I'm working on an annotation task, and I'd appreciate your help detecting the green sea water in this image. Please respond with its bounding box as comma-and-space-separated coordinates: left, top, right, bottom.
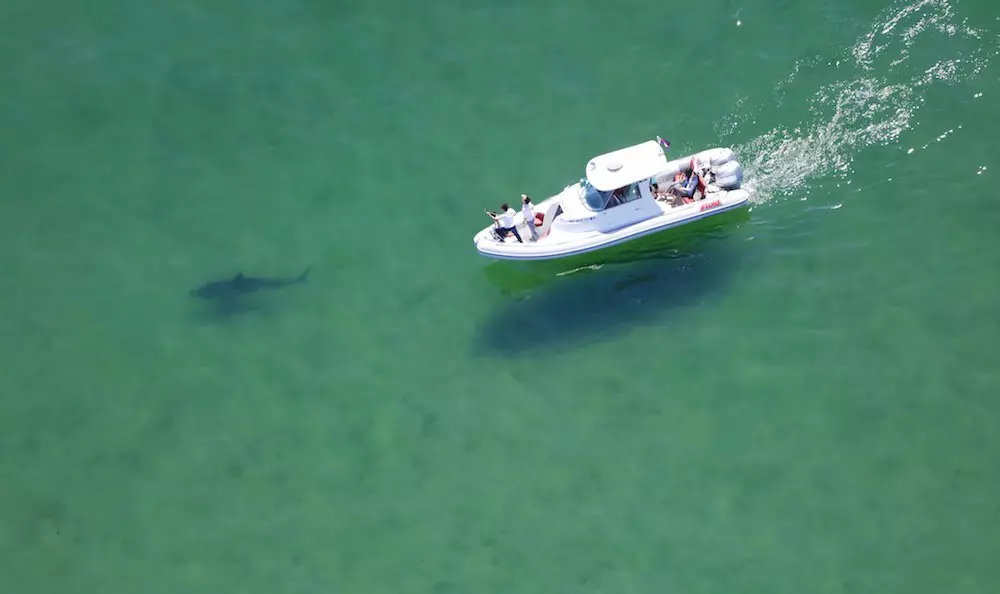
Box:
2, 0, 998, 592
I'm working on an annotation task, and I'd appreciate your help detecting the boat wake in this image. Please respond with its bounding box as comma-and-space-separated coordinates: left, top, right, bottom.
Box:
718, 0, 999, 205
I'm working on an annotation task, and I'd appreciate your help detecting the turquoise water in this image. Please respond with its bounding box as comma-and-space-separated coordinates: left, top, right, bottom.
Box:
2, 0, 998, 592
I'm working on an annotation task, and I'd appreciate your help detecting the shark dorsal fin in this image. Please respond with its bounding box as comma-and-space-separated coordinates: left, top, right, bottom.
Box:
234, 272, 244, 282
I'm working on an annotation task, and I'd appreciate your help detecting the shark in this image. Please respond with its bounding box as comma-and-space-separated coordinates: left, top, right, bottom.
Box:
191, 267, 311, 302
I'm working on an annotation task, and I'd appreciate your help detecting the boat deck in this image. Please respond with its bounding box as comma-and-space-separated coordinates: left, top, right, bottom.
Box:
491, 196, 692, 246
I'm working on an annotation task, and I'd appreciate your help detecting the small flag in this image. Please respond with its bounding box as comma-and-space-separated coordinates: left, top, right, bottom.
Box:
657, 136, 670, 151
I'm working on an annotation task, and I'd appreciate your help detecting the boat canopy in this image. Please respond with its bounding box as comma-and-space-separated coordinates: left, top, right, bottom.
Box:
584, 140, 669, 191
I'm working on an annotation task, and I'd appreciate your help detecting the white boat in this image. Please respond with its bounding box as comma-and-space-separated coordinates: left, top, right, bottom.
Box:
473, 138, 751, 261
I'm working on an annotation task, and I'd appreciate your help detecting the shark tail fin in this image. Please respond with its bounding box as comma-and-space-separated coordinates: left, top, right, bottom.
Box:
298, 267, 311, 282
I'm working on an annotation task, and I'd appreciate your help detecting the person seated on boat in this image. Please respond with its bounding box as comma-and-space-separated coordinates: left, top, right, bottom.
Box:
654, 171, 687, 203
664, 170, 694, 203
668, 160, 704, 203
486, 203, 523, 243
607, 187, 626, 207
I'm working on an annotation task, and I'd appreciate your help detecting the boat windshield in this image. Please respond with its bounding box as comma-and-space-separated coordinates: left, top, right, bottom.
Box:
578, 180, 642, 212
579, 180, 612, 211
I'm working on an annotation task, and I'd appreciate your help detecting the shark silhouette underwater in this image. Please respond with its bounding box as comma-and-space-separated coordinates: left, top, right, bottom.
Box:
191, 267, 311, 312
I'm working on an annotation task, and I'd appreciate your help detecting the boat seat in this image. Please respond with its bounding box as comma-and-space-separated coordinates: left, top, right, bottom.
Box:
652, 170, 682, 186
537, 203, 562, 238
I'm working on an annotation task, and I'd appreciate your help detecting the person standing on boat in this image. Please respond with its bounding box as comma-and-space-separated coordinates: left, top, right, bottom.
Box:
486, 203, 523, 243
520, 194, 538, 241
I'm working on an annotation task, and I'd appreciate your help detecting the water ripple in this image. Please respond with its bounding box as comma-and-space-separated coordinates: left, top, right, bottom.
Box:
720, 0, 999, 205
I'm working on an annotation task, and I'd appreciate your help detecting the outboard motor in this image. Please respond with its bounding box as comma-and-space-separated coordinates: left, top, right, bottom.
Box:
712, 159, 743, 190
705, 147, 736, 167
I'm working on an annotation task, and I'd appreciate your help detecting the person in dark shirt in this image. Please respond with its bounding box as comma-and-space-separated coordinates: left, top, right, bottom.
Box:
668, 159, 705, 204
668, 170, 698, 203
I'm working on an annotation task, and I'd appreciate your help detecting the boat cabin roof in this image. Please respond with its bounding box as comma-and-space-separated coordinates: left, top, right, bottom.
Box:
584, 140, 669, 191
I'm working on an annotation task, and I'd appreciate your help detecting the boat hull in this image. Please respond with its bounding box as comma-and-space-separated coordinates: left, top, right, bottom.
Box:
474, 191, 751, 262
480, 205, 750, 294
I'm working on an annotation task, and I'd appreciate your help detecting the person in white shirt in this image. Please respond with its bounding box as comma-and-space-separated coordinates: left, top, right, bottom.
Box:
485, 202, 523, 243
520, 194, 538, 241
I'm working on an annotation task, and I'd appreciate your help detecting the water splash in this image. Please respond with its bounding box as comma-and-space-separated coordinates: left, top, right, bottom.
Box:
721, 0, 998, 205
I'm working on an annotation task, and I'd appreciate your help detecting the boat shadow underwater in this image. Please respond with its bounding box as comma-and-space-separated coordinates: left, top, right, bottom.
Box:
475, 214, 748, 356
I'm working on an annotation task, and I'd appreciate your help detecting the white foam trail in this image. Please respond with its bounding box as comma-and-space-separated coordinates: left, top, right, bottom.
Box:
720, 0, 998, 205
555, 263, 602, 277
